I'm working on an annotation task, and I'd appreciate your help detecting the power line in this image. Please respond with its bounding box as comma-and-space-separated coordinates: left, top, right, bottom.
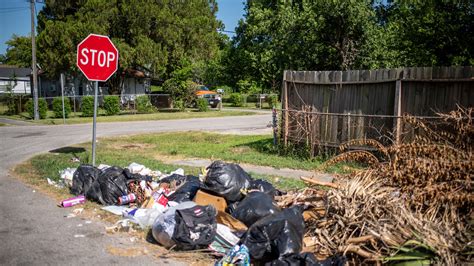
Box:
0, 9, 29, 14
218, 29, 236, 34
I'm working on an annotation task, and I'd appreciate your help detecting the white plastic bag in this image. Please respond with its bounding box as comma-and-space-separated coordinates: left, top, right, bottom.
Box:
151, 201, 196, 247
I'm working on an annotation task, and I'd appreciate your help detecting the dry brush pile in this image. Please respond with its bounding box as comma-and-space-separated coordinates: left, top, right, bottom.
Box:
284, 107, 473, 264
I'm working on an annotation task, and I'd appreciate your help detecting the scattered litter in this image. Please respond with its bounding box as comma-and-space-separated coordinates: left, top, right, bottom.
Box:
77, 224, 83, 227
130, 237, 137, 242
65, 213, 76, 218
169, 168, 184, 176
32, 190, 35, 193
85, 221, 92, 224
60, 195, 85, 208
105, 219, 134, 233
216, 245, 250, 266
209, 224, 240, 254
59, 168, 76, 187
98, 164, 111, 170
124, 207, 166, 229
70, 157, 80, 163
74, 234, 85, 238
47, 177, 66, 189
101, 205, 133, 216
73, 208, 84, 215
127, 162, 161, 178
106, 246, 149, 257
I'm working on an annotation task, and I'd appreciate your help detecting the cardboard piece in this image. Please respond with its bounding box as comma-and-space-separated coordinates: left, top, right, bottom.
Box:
217, 211, 247, 232
194, 189, 227, 212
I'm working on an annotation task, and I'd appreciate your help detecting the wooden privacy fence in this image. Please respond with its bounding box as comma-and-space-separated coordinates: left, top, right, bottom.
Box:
280, 66, 473, 151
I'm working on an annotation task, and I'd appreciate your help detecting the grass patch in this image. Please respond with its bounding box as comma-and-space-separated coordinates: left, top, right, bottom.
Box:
14, 132, 357, 199
101, 132, 357, 173
0, 122, 6, 126
1, 110, 256, 125
16, 140, 307, 192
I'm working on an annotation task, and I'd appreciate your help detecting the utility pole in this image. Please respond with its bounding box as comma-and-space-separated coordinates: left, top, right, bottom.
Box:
30, 0, 39, 120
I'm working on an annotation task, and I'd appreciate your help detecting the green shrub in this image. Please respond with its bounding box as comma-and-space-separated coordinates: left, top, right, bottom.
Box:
266, 94, 279, 108
229, 93, 246, 107
52, 97, 72, 118
4, 95, 28, 115
136, 95, 154, 113
196, 98, 208, 112
247, 94, 260, 103
103, 96, 120, 116
81, 96, 95, 117
174, 99, 185, 111
25, 98, 47, 119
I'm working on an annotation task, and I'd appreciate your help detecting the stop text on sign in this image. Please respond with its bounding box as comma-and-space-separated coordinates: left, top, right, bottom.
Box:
79, 49, 116, 68
76, 34, 119, 82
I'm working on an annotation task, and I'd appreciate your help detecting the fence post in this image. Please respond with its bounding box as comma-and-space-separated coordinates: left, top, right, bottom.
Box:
393, 80, 402, 145
347, 112, 351, 141
283, 71, 289, 146
272, 107, 277, 146
73, 96, 76, 115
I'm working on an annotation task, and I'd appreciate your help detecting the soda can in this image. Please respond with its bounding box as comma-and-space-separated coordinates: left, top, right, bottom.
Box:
118, 193, 137, 205
61, 195, 86, 208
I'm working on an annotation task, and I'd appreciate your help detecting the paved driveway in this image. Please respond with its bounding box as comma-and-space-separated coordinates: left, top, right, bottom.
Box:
0, 114, 270, 265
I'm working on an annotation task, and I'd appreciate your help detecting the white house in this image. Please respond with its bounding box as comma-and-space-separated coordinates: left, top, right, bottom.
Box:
0, 65, 32, 94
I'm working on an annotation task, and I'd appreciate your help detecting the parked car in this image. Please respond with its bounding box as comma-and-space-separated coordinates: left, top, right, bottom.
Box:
202, 93, 221, 108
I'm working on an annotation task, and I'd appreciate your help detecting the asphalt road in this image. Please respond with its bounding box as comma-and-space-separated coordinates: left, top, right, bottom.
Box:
0, 114, 271, 265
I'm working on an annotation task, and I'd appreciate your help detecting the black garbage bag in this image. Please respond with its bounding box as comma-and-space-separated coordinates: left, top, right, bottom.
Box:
85, 166, 128, 205
226, 201, 240, 215
204, 161, 252, 203
160, 174, 188, 186
172, 204, 217, 250
123, 168, 152, 182
70, 164, 101, 195
241, 206, 305, 262
266, 253, 347, 266
249, 179, 284, 198
232, 192, 281, 227
98, 166, 128, 205
167, 175, 202, 203
85, 179, 105, 205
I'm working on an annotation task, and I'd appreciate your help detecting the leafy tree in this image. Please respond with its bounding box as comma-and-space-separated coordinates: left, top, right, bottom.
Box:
36, 0, 223, 94
228, 0, 378, 92
226, 0, 473, 91
372, 1, 474, 67
2, 35, 32, 67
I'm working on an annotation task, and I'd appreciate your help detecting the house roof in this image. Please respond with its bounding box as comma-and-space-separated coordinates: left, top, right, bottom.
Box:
0, 65, 31, 78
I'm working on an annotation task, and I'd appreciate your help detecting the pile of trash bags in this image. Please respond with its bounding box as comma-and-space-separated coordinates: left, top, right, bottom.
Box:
64, 160, 344, 265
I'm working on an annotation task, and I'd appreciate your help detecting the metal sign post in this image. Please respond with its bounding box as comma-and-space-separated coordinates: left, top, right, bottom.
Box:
92, 81, 98, 166
76, 34, 119, 167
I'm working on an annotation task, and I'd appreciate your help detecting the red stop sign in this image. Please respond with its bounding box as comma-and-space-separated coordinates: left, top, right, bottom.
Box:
76, 34, 119, 81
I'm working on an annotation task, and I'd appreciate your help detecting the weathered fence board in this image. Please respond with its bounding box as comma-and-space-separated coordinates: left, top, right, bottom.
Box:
281, 66, 473, 151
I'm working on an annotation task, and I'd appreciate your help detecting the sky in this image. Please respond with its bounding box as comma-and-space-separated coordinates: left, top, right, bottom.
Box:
0, 0, 245, 56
